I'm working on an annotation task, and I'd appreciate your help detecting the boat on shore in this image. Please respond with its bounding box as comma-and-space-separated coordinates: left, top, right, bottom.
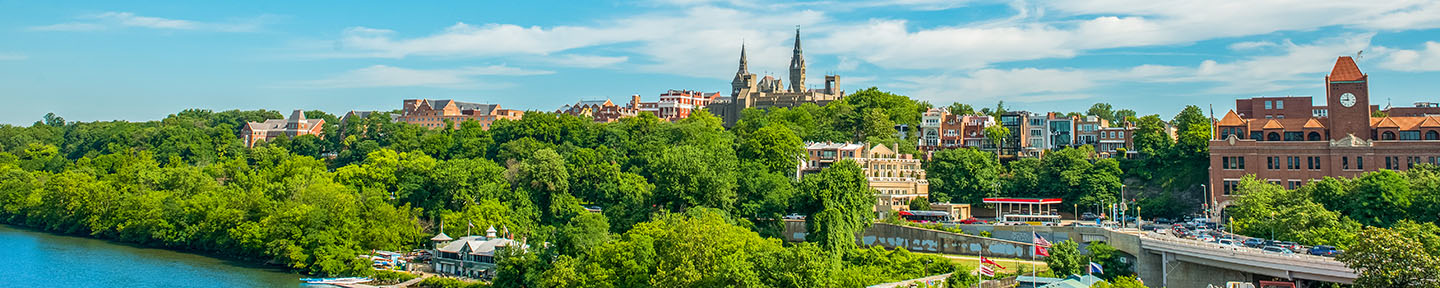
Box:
300, 277, 373, 285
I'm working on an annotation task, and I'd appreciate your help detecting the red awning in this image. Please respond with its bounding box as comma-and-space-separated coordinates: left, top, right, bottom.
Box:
982, 198, 1062, 204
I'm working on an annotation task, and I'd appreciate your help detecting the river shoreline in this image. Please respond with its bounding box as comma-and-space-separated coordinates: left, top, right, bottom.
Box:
0, 224, 304, 287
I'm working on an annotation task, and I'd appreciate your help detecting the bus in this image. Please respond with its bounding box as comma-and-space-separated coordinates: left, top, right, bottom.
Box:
897, 210, 952, 223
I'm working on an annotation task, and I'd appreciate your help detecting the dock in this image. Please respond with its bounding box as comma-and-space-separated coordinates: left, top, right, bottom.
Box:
330, 274, 432, 288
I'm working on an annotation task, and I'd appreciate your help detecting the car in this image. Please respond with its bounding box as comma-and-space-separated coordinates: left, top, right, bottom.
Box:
1277, 241, 1303, 252
1262, 246, 1295, 254
1217, 239, 1239, 247
1308, 245, 1343, 257
1243, 238, 1266, 248
1154, 218, 1171, 225
783, 213, 805, 220
1196, 234, 1216, 242
1080, 212, 1098, 220
958, 218, 988, 224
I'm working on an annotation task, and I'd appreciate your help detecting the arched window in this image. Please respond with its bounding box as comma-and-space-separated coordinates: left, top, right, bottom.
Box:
1308, 132, 1322, 141
1383, 131, 1397, 140
1267, 132, 1281, 141
1427, 130, 1439, 140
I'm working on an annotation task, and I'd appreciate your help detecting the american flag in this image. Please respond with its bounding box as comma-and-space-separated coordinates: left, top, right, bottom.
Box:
979, 265, 995, 277
1034, 232, 1052, 248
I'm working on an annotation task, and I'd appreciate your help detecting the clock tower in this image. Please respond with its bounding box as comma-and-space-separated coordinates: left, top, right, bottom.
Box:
1325, 56, 1371, 140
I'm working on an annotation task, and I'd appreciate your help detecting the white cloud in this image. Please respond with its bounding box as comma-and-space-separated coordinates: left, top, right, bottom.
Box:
539, 54, 630, 68
0, 53, 27, 61
894, 65, 1183, 104
280, 65, 553, 89
30, 11, 268, 32
1229, 41, 1277, 51
1378, 41, 1440, 72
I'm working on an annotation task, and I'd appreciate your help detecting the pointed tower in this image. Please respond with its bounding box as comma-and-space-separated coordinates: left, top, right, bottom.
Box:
789, 27, 807, 93
731, 44, 750, 97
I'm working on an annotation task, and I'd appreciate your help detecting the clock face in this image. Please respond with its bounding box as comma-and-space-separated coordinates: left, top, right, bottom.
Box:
1340, 93, 1356, 108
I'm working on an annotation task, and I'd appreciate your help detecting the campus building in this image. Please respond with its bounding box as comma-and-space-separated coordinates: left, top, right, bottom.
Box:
799, 142, 929, 217
397, 99, 524, 130
557, 99, 638, 123
430, 226, 527, 279
1209, 56, 1440, 208
713, 28, 844, 126
241, 110, 325, 148
632, 90, 722, 122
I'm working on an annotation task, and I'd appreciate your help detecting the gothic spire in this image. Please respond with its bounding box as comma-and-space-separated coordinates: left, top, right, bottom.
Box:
789, 26, 806, 93
738, 43, 748, 73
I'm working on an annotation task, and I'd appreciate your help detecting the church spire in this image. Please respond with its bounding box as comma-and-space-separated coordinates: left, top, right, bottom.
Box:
739, 43, 748, 74
789, 26, 806, 93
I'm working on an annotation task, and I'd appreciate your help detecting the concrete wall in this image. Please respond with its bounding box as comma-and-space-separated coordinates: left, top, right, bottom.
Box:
783, 221, 1037, 258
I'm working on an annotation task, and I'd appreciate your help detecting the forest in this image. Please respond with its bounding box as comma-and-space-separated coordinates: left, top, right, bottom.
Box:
0, 88, 1204, 286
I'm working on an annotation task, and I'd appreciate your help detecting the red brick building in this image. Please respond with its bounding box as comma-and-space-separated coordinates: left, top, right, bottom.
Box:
1209, 56, 1440, 209
241, 110, 325, 148
632, 90, 721, 122
398, 99, 523, 130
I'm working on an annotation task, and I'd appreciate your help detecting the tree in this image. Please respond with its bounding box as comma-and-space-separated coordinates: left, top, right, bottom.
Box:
1338, 227, 1440, 287
1087, 103, 1116, 122
1113, 109, 1137, 123
926, 148, 1000, 204
1046, 240, 1082, 276
947, 103, 975, 116
738, 125, 804, 175
984, 126, 1010, 155
651, 145, 737, 211
1086, 242, 1132, 280
1092, 276, 1145, 288
556, 213, 610, 256
1130, 115, 1172, 155
797, 160, 875, 252
907, 197, 930, 211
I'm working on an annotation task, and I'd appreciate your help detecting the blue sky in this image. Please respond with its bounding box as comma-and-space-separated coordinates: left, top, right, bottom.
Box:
4, 0, 1440, 125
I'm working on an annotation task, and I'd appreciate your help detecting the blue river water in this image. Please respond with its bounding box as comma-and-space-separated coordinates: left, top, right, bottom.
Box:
0, 225, 304, 288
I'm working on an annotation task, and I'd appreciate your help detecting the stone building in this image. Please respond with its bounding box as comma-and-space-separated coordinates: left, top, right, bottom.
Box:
799, 142, 929, 217
240, 110, 324, 148
713, 28, 845, 126
1209, 56, 1440, 209
397, 99, 523, 130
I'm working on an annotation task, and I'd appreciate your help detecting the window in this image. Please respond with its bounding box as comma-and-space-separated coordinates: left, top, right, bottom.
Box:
1287, 156, 1300, 170
1402, 131, 1422, 140
1222, 156, 1246, 170
1383, 131, 1397, 140
1429, 131, 1440, 140
1343, 157, 1350, 170
1251, 131, 1264, 140
1310, 156, 1323, 170
1277, 100, 1285, 109
1223, 180, 1239, 195
1308, 132, 1322, 141
1284, 132, 1304, 141
1267, 156, 1280, 170
1358, 157, 1365, 170
1267, 132, 1281, 141
1288, 180, 1301, 190
1265, 101, 1273, 109
1119, 131, 1125, 138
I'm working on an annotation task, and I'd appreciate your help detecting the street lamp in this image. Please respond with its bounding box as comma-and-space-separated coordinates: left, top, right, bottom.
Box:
1200, 184, 1208, 218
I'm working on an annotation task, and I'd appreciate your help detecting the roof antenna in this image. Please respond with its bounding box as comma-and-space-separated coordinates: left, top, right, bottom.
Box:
1356, 50, 1364, 60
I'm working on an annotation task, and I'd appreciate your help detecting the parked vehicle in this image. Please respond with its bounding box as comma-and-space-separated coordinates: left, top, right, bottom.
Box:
783, 213, 805, 220
1262, 246, 1295, 254
1081, 212, 1098, 220
1308, 245, 1343, 257
958, 217, 988, 224
1154, 218, 1171, 225
1243, 238, 1266, 248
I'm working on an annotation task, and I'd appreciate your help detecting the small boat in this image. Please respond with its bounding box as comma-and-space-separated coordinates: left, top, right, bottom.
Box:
300, 277, 373, 285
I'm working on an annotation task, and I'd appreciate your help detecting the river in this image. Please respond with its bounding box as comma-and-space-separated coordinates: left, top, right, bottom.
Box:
0, 225, 304, 287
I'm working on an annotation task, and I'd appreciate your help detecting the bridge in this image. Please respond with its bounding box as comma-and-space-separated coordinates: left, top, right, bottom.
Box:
781, 221, 1356, 287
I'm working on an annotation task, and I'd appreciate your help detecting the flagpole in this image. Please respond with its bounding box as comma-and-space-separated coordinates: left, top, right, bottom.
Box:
1030, 226, 1036, 286
978, 246, 984, 287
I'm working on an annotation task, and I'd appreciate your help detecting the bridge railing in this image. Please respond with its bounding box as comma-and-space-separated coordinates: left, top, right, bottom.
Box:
1138, 232, 1345, 266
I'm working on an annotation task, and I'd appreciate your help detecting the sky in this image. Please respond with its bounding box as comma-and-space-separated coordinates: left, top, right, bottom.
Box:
4, 0, 1440, 125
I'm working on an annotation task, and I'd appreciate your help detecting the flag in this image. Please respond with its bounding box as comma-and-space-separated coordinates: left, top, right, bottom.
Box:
981, 256, 1005, 269
1089, 262, 1103, 274
1035, 245, 1050, 257
979, 265, 995, 277
1033, 232, 1052, 248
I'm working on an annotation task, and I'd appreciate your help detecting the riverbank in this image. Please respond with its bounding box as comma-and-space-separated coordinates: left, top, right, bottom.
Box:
0, 224, 304, 287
